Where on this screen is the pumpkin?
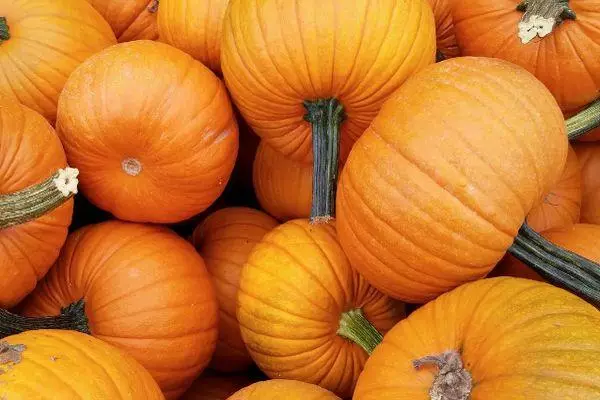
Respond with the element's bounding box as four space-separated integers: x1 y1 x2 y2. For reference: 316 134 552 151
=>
191 207 278 372
427 0 459 60
353 277 600 399
180 370 259 400
86 0 159 42
574 142 600 224
253 141 312 222
221 0 436 221
228 380 341 400
0 329 164 399
0 0 116 123
238 219 404 398
0 101 77 309
157 0 229 73
8 221 219 399
56 40 239 224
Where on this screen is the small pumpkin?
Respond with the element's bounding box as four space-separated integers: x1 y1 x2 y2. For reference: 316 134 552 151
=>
56 40 239 223
0 330 164 399
0 0 116 123
86 0 159 42
353 277 600 399
574 142 600 224
180 370 259 400
253 141 312 222
227 380 341 400
427 0 459 60
222 0 436 221
191 207 278 372
0 101 77 309
238 220 404 398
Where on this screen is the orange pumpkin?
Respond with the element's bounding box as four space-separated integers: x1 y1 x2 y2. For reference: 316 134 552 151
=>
191 207 278 372
0 101 77 309
56 40 239 223
86 0 159 42
0 0 116 123
222 0 436 221
238 220 404 398
428 0 459 59
253 141 312 222
354 277 600 399
228 380 341 400
0 330 164 399
574 142 600 224
15 221 219 399
180 370 258 400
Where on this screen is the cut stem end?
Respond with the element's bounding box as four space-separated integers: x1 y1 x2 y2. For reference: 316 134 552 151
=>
517 0 576 44
337 308 382 355
413 350 472 400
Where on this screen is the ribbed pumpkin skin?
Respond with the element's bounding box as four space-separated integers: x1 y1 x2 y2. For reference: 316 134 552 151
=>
238 220 404 398
157 0 229 73
253 141 312 222
427 0 459 58
56 40 239 223
0 0 116 123
191 207 278 372
180 370 257 400
222 0 436 164
574 143 600 224
228 380 341 400
86 0 159 42
354 277 600 399
21 221 219 400
337 57 567 303
0 102 73 308
452 0 600 115
0 330 164 399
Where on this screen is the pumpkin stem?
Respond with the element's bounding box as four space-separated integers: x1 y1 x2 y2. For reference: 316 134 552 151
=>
413 350 472 400
566 98 600 141
148 0 159 13
0 167 79 230
0 17 9 43
304 98 345 224
509 222 600 307
516 0 576 44
337 308 382 355
0 300 90 339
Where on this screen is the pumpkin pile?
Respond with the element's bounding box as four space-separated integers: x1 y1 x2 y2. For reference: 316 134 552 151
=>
1 0 600 399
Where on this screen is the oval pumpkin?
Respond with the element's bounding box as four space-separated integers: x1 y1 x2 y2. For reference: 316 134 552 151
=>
238 220 404 398
253 141 312 222
0 0 116 123
428 0 459 59
574 142 600 224
191 207 278 372
17 221 219 399
228 380 341 400
56 40 239 223
353 277 600 399
86 0 159 42
180 370 258 400
222 0 436 221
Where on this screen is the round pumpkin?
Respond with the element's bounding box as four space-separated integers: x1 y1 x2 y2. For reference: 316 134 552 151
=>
337 57 567 303
86 0 159 42
191 207 278 372
222 0 436 221
574 142 600 224
180 370 258 400
238 219 405 398
428 0 459 59
19 221 219 399
56 40 239 223
353 277 600 399
227 380 341 400
0 101 77 309
253 141 312 222
0 0 116 123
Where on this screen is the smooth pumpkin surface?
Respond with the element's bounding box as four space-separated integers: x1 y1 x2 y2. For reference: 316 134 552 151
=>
354 277 600 399
191 207 278 372
253 141 312 222
86 0 159 42
337 57 567 303
427 0 459 58
0 330 164 399
227 380 341 400
574 142 600 224
0 0 116 123
0 101 73 308
56 40 239 223
180 370 258 400
238 220 404 398
21 221 219 399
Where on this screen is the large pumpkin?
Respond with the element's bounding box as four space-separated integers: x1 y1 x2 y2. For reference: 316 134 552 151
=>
0 0 116 123
56 40 239 223
180 370 259 400
86 0 159 42
353 277 600 399
228 380 341 400
14 221 219 399
238 220 404 398
427 0 459 59
0 101 77 308
191 207 278 372
222 0 436 221
574 142 600 224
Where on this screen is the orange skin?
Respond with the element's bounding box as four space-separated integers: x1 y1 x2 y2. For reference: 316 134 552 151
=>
0 101 73 308
56 40 239 224
191 207 278 372
337 57 567 303
180 370 258 400
354 277 600 399
0 0 116 123
574 142 600 224
428 0 460 58
86 0 159 42
227 380 341 400
21 221 219 400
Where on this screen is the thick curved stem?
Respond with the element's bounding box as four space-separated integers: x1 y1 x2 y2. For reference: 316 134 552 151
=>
148 0 159 13
337 308 382 355
517 0 576 44
508 222 600 307
413 350 472 400
0 17 9 43
567 99 600 140
304 98 345 223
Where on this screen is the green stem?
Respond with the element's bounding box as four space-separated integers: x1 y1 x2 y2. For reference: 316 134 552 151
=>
516 0 576 44
337 308 382 355
304 98 345 223
567 99 600 140
0 17 9 43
